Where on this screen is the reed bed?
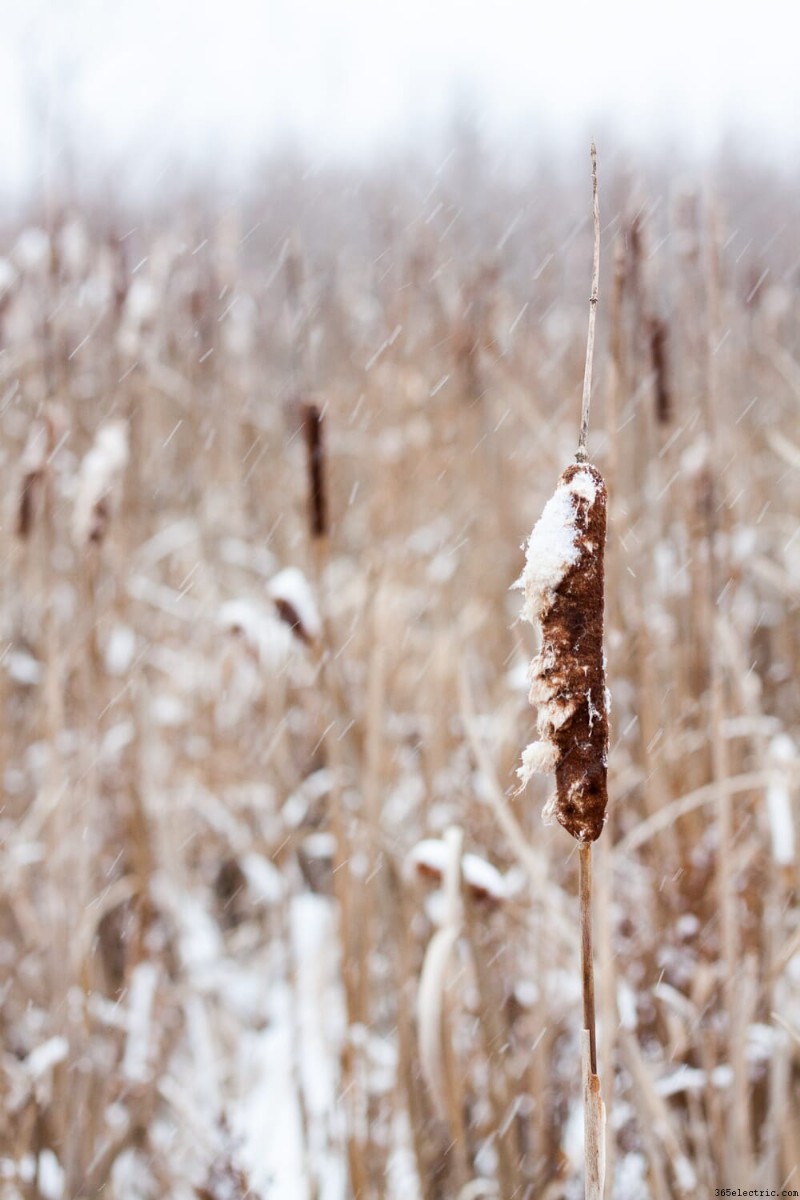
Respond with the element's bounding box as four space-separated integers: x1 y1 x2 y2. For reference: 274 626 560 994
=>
0 146 798 1198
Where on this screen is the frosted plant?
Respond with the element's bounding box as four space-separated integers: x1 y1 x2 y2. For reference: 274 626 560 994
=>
515 462 609 843
73 419 129 547
514 144 607 1200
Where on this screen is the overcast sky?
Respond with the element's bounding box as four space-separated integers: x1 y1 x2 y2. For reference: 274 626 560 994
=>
1 0 798 195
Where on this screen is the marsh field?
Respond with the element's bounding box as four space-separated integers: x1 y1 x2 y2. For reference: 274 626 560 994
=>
0 145 799 1199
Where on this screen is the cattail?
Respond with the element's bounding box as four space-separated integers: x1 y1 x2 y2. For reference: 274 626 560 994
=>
72 419 129 547
17 421 49 540
516 144 609 1199
301 402 328 539
16 409 64 540
268 566 322 645
283 237 304 311
515 461 609 842
648 314 671 425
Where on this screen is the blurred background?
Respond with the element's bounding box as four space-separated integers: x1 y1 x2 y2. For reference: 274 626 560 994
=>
2 0 800 200
1 3 799 1199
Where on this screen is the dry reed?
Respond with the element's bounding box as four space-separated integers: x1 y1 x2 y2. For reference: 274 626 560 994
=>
0 141 797 1199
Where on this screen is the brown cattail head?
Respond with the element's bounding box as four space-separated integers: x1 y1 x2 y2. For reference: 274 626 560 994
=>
16 409 64 540
273 596 312 644
515 462 609 842
301 401 328 540
647 315 671 425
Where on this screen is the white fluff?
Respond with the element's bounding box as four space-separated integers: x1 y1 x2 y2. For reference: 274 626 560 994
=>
518 740 559 781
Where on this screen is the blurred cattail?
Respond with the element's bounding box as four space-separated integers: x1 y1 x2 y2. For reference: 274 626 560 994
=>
283 237 304 312
109 232 130 318
73 419 129 547
648 314 672 425
16 408 65 540
626 210 644 298
301 401 328 540
17 421 49 540
515 463 609 842
268 566 322 645
407 837 509 905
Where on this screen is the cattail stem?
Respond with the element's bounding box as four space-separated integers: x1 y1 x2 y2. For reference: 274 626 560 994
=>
577 142 600 462
580 843 597 1075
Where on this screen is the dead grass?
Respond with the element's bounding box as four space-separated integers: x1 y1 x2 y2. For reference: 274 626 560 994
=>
0 146 797 1198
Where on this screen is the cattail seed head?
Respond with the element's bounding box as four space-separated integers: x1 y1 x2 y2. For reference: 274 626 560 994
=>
515 462 609 842
301 402 328 540
648 315 671 425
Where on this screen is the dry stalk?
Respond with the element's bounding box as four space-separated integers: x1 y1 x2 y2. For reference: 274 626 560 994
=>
298 401 377 1194
577 144 600 463
704 197 750 1181
516 142 607 1197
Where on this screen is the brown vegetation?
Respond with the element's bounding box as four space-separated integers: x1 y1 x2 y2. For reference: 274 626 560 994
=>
0 146 798 1197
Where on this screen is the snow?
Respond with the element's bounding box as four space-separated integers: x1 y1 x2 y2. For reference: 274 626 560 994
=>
37 1151 63 1200
767 733 796 865
513 471 593 625
12 228 50 272
240 852 286 905
268 567 322 642
462 853 509 900
235 983 309 1199
458 1180 500 1199
6 650 42 686
122 963 159 1083
513 466 605 794
25 1037 69 1079
616 982 638 1031
407 838 509 901
233 895 347 1198
282 769 335 828
104 624 138 675
408 837 449 877
217 597 294 670
72 419 130 546
100 720 135 764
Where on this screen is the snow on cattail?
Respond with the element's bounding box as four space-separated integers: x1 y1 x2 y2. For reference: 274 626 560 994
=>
217 598 294 671
514 462 609 842
268 566 321 645
72 419 129 547
407 837 509 904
